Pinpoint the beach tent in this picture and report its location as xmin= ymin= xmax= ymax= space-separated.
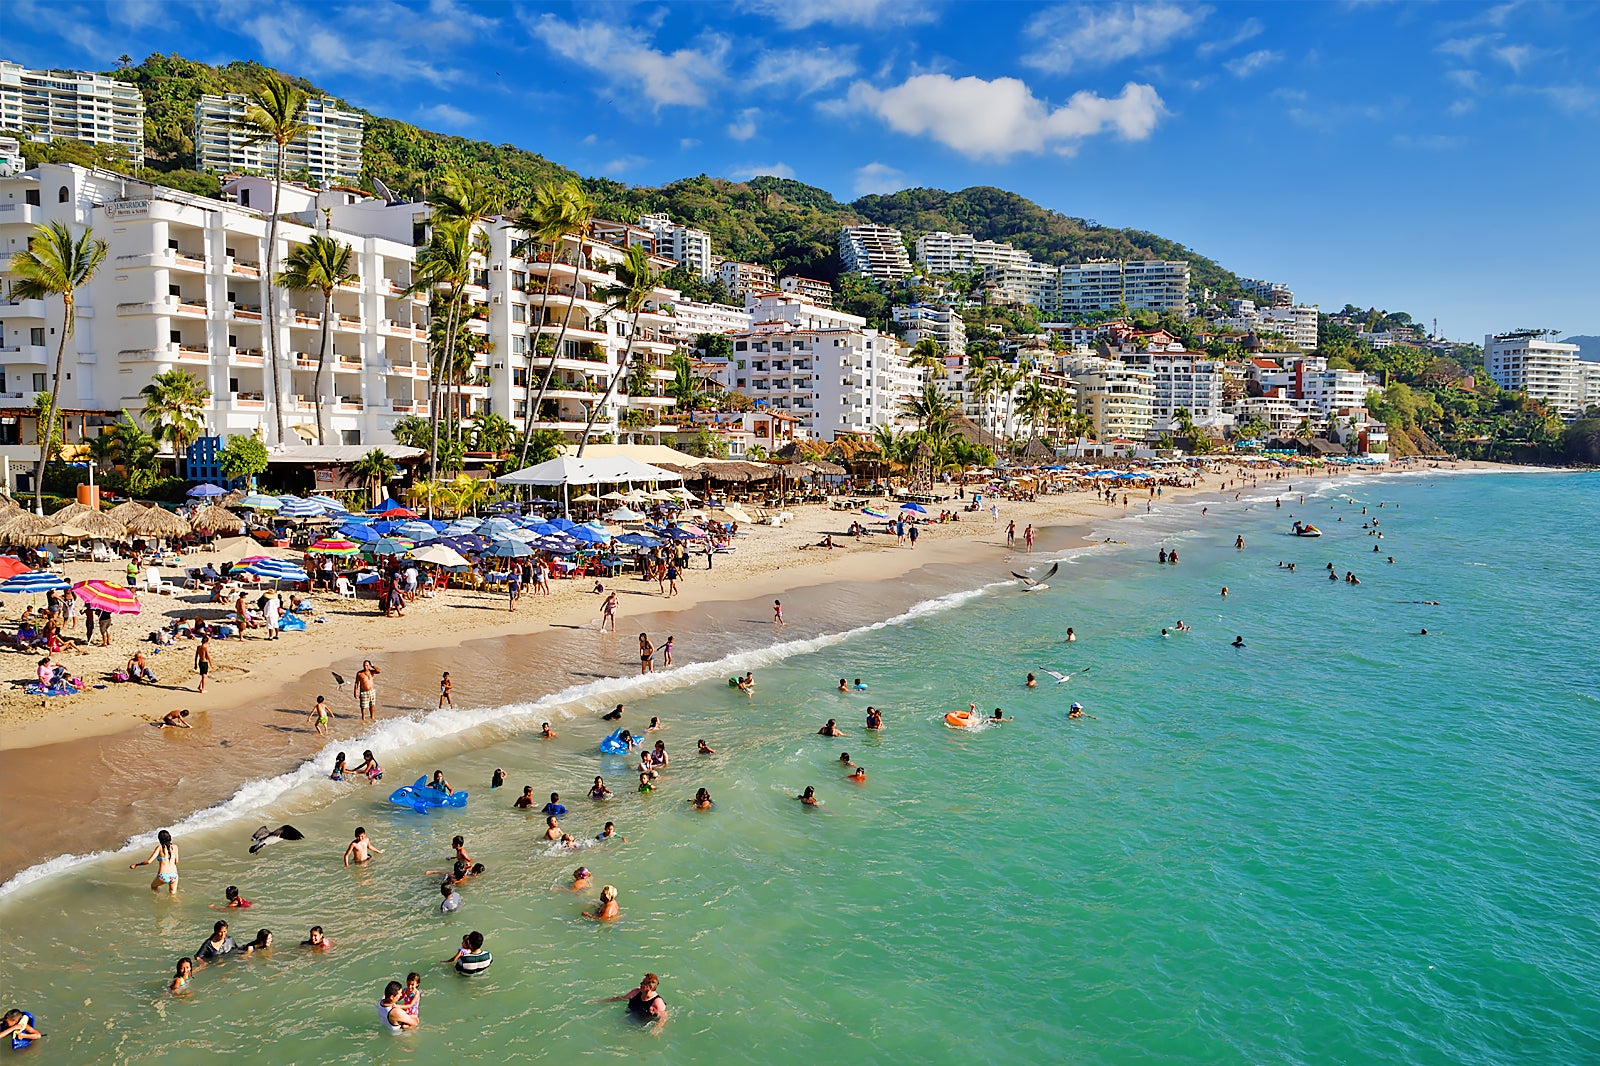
xmin=495 ymin=455 xmax=683 ymax=488
xmin=366 ymin=497 xmax=405 ymax=514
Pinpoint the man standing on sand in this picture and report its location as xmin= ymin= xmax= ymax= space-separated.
xmin=354 ymin=660 xmax=382 ymax=721
xmin=1006 ymin=520 xmax=1016 ymax=548
xmin=194 ymin=634 xmax=212 ymax=693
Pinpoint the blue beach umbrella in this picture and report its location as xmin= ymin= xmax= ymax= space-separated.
xmin=478 ymin=517 xmax=518 ymax=537
xmin=616 ymin=532 xmax=660 ymax=547
xmin=186 ymin=483 xmax=228 ymax=498
xmin=366 ymin=497 xmax=404 ymax=514
xmin=337 ymin=523 xmax=379 ymax=543
xmin=546 ymin=517 xmax=577 ymax=532
xmin=567 ymin=525 xmax=612 ymax=544
xmin=243 ymin=559 xmax=309 ymax=584
xmin=396 ymin=521 xmax=440 ymax=542
xmin=523 ymin=521 xmax=560 ymax=536
xmin=370 ymin=538 xmax=414 ymax=556
xmin=485 ymin=538 xmax=534 ymax=559
xmin=276 ymin=497 xmax=326 ymax=519
xmin=900 ymin=502 xmax=929 ymax=514
xmin=0 ymin=571 xmax=72 ymax=595
xmin=238 ymin=494 xmax=281 ymax=510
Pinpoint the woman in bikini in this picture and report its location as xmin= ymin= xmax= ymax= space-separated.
xmin=131 ymin=829 xmax=179 ymax=893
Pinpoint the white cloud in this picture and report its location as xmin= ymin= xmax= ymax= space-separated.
xmin=417 ymin=103 xmax=475 ymax=129
xmin=747 ymin=47 xmax=859 ymax=95
xmin=738 ymin=0 xmax=938 ymax=30
xmin=1196 ymin=16 xmax=1262 ymax=57
xmin=852 ymin=162 xmax=910 ymax=197
xmin=729 ymin=163 xmax=796 ymax=181
xmin=1437 ymin=34 xmax=1493 ymax=60
xmin=679 ymin=138 xmax=701 ymax=150
xmin=1448 ymin=98 xmax=1476 ymax=116
xmin=1393 ymin=133 xmax=1464 ymax=150
xmin=1491 ymin=43 xmax=1535 ymax=74
xmin=525 ymin=14 xmax=728 ymax=108
xmin=1023 ymin=2 xmax=1209 ymax=73
xmin=236 ymin=3 xmax=452 ymax=86
xmin=1519 ymin=84 xmax=1598 ymax=113
xmin=845 ymin=74 xmax=1165 ymax=160
xmin=727 ymin=108 xmax=761 ymax=141
xmin=1225 ymin=49 xmax=1282 ymax=77
xmin=1445 ymin=69 xmax=1482 ymax=91
xmin=599 ymin=155 xmax=648 ymax=176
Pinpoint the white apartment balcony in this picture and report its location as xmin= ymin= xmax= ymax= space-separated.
xmin=118 ymin=342 xmax=210 ymax=365
xmin=530 ymin=323 xmax=608 ymax=346
xmin=0 ymin=389 xmax=46 ymax=405
xmin=228 ymin=302 xmax=262 ymax=321
xmin=116 ymin=296 xmax=208 ymax=318
xmin=229 ymin=347 xmax=264 ymax=366
xmin=0 ymin=343 xmax=50 ymax=365
xmin=331 ymin=314 xmax=366 ymax=333
xmin=225 ymin=257 xmax=261 ymax=278
xmin=0 ymin=297 xmax=47 ymax=319
xmin=379 ymin=319 xmax=427 ymax=340
xmin=114 ymin=248 xmax=208 ymax=272
xmin=289 ymin=310 xmax=323 ymax=329
xmin=0 ymin=202 xmax=43 ymax=226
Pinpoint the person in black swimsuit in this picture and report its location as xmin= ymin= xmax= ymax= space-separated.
xmin=600 ymin=972 xmax=667 ymax=1033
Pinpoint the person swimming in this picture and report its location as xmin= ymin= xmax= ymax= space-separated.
xmin=798 ymin=786 xmax=819 ymax=806
xmin=817 ymin=719 xmax=848 ymax=737
xmin=1026 ymin=673 xmax=1037 ymax=687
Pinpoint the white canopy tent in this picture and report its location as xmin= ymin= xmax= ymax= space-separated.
xmin=495 ymin=455 xmax=684 ymax=516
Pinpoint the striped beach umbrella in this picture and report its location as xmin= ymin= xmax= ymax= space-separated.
xmin=238 ymin=494 xmax=282 ymax=510
xmin=70 ymin=580 xmax=142 ymax=614
xmin=478 ymin=517 xmax=518 ymax=537
xmin=484 ymin=538 xmax=533 ymax=559
xmin=370 ymin=537 xmax=415 ymax=556
xmin=277 ymin=498 xmax=326 ymax=519
xmin=860 ymin=507 xmax=889 ymax=519
xmin=307 ymin=495 xmax=350 ymax=514
xmin=0 ymin=571 xmax=71 ymax=594
xmin=395 ymin=521 xmax=440 ymax=542
xmin=307 ymin=538 xmax=362 ymax=556
xmin=243 ymin=559 xmax=310 ymax=584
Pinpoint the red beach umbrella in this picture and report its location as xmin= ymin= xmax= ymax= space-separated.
xmin=70 ymin=580 xmax=143 ymax=614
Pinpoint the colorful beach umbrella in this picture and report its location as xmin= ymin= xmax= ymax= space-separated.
xmin=243 ymin=559 xmax=309 ymax=584
xmin=395 ymin=521 xmax=440 ymax=542
xmin=0 ymin=571 xmax=71 ymax=594
xmin=0 ymin=557 xmax=31 ymax=581
xmin=861 ymin=507 xmax=889 ymax=519
xmin=186 ymin=483 xmax=228 ymax=498
xmin=70 ymin=580 xmax=141 ymax=614
xmin=276 ymin=498 xmax=327 ymax=519
xmin=370 ymin=538 xmax=414 ymax=556
xmin=373 ymin=506 xmax=419 ymax=519
xmin=307 ymin=538 xmax=362 ymax=556
xmin=237 ymin=494 xmax=281 ymax=510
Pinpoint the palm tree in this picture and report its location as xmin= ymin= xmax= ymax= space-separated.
xmin=10 ymin=220 xmax=108 ymax=512
xmin=411 ymin=217 xmax=475 ymax=505
xmin=350 ymin=448 xmax=396 ymax=509
xmin=907 ymin=337 xmax=945 ymax=379
xmin=999 ymin=362 xmax=1028 ymax=450
xmin=1017 ymin=381 xmax=1050 ymax=445
xmin=969 ymin=360 xmax=1004 ymax=441
xmin=423 ymin=171 xmax=497 ymax=462
xmin=470 ymin=413 xmax=516 ymax=457
xmin=232 ymin=75 xmax=309 ymax=445
xmin=668 ymin=348 xmax=701 ymax=411
xmin=519 ymin=179 xmax=595 ymax=464
xmin=897 ymin=381 xmax=955 ymax=434
xmin=139 ymin=368 xmax=210 ymax=476
xmin=276 ymin=235 xmax=354 ymax=445
xmin=578 ymin=244 xmax=658 ymax=456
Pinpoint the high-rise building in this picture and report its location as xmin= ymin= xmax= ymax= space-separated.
xmin=838 ymin=224 xmax=912 ymax=284
xmin=715 ymin=294 xmax=916 ymax=440
xmin=778 ymin=275 xmax=833 ymax=308
xmin=638 ymin=213 xmax=713 ymax=281
xmin=1051 ymin=259 xmax=1190 ymax=316
xmin=892 ymin=304 xmax=967 ymax=357
xmin=914 ymin=231 xmax=1033 ymax=275
xmin=1122 ymin=349 xmax=1228 ymax=429
xmin=1059 ymin=353 xmax=1155 ymax=441
xmin=983 ymin=261 xmax=1058 ymax=309
xmin=0 ymin=164 xmax=429 ymax=480
xmin=194 ymin=94 xmax=365 ymax=184
xmin=1243 ymin=278 xmax=1294 ymax=307
xmin=718 ymin=260 xmax=775 ymax=299
xmin=0 ymin=61 xmax=145 ymax=166
xmin=1483 ymin=332 xmax=1586 ymax=416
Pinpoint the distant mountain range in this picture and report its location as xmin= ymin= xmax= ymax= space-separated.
xmin=1561 ymin=336 xmax=1599 ymax=360
xmin=66 ymin=53 xmax=1246 ymax=295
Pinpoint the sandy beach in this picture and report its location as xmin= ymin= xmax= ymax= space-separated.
xmin=0 ymin=459 xmax=1497 ymax=882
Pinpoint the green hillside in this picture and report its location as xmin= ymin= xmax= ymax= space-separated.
xmin=69 ymin=54 xmax=1244 ymax=294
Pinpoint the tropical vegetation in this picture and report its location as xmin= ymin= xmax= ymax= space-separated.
xmin=277 ymin=235 xmax=356 ymax=444
xmin=138 ymin=368 xmax=210 ymax=475
xmin=9 ymin=219 xmax=108 ymax=512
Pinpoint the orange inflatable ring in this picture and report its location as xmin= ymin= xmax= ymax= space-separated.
xmin=944 ymin=710 xmax=977 ymax=728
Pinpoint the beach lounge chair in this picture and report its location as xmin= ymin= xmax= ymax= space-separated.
xmin=144 ymin=567 xmax=179 ymax=595
xmin=335 ymin=576 xmax=357 ymax=602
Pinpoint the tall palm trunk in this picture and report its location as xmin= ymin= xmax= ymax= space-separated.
xmin=32 ymin=294 xmax=71 ymax=513
xmin=264 ymin=142 xmax=286 ymax=444
xmin=517 ymin=237 xmax=559 ymax=464
xmin=426 ymin=286 xmax=464 ymax=517
xmin=576 ymin=310 xmax=639 ymax=457
xmin=522 ymin=244 xmax=585 ymax=463
xmin=313 ymin=286 xmax=331 ymax=445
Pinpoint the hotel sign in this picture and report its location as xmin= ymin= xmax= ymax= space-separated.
xmin=104 ymin=199 xmax=150 ymax=219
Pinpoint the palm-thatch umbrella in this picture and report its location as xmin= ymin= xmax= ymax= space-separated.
xmin=39 ymin=508 xmax=127 ymax=541
xmin=190 ymin=504 xmax=245 ymax=534
xmin=125 ymin=507 xmax=193 ymax=539
xmin=106 ymin=500 xmax=149 ymax=524
xmin=0 ymin=495 xmax=24 ymax=520
xmin=0 ymin=511 xmax=53 ymax=546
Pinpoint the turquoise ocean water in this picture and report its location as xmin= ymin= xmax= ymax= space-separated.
xmin=0 ymin=470 xmax=1596 ymax=1064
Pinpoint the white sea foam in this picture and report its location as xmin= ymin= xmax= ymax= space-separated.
xmin=0 ymin=582 xmax=1000 ymax=899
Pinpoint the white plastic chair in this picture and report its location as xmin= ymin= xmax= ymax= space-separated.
xmin=335 ymin=576 xmax=356 ymax=601
xmin=144 ymin=566 xmax=177 ymax=595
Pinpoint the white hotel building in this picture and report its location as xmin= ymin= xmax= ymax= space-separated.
xmin=0 ymin=61 xmax=146 ymax=167
xmin=839 ymin=224 xmax=913 ymax=284
xmin=1483 ymin=332 xmax=1586 ymax=417
xmin=638 ymin=213 xmax=713 ymax=281
xmin=1057 ymin=353 xmax=1155 ymax=441
xmin=0 ymin=164 xmax=429 ymax=482
xmin=1122 ymin=347 xmax=1229 ymax=430
xmin=194 ymin=94 xmax=365 ymax=185
xmin=892 ymin=303 xmax=967 ymax=357
xmin=714 ymin=294 xmax=918 ymax=440
xmin=914 ymin=231 xmax=1033 ymax=275
xmin=1051 ymin=259 xmax=1190 ymax=316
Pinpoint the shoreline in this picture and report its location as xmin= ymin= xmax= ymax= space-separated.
xmin=0 ymin=459 xmax=1521 ymax=887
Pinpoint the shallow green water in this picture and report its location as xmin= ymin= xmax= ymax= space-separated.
xmin=1 ymin=470 xmax=1597 ymax=1064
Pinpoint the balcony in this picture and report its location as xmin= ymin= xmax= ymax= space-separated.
xmin=0 ymin=343 xmax=50 ymax=365
xmin=226 ymin=257 xmax=261 ymax=278
xmin=290 ymin=311 xmax=323 ymax=329
xmin=229 ymin=302 xmax=262 ymax=321
xmin=0 ymin=297 xmax=47 ymax=318
xmin=118 ymin=342 xmax=211 ymax=365
xmin=0 ymin=203 xmax=43 ymax=226
xmin=230 ymin=347 xmax=264 ymax=366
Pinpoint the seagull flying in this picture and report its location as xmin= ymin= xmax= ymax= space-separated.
xmin=1011 ymin=562 xmax=1059 ymax=588
xmin=249 ymin=824 xmax=306 ymax=855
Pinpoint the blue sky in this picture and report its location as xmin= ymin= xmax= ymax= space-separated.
xmin=8 ymin=0 xmax=1598 ymax=341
